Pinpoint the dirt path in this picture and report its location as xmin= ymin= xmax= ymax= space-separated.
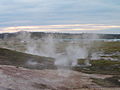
xmin=0 ymin=65 xmax=114 ymax=90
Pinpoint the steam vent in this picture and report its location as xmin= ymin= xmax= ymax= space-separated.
xmin=0 ymin=0 xmax=120 ymax=89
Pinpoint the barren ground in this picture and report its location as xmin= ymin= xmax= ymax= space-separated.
xmin=0 ymin=65 xmax=109 ymax=90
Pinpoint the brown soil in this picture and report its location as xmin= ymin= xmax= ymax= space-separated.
xmin=0 ymin=65 xmax=103 ymax=90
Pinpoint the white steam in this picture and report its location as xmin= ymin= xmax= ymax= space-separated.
xmin=55 ymin=44 xmax=88 ymax=68
xmin=16 ymin=32 xmax=99 ymax=68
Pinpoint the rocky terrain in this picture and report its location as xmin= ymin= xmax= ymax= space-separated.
xmin=0 ymin=65 xmax=107 ymax=90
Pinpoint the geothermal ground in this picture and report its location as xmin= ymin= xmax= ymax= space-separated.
xmin=0 ymin=33 xmax=120 ymax=90
xmin=0 ymin=65 xmax=101 ymax=90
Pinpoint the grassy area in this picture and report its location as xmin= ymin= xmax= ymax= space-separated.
xmin=98 ymin=41 xmax=120 ymax=54
xmin=74 ymin=59 xmax=120 ymax=75
xmin=73 ymin=41 xmax=120 ymax=75
xmin=92 ymin=76 xmax=120 ymax=87
xmin=0 ymin=48 xmax=56 ymax=69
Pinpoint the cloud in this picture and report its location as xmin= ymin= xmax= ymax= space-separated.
xmin=0 ymin=24 xmax=120 ymax=33
xmin=0 ymin=0 xmax=120 ymax=27
xmin=0 ymin=20 xmax=32 ymax=25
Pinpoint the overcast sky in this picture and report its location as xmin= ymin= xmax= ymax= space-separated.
xmin=0 ymin=0 xmax=120 ymax=33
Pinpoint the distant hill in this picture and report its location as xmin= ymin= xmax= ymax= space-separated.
xmin=0 ymin=32 xmax=120 ymax=39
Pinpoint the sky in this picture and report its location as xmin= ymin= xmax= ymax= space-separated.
xmin=0 ymin=0 xmax=120 ymax=33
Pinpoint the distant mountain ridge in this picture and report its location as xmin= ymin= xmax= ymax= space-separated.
xmin=0 ymin=32 xmax=120 ymax=39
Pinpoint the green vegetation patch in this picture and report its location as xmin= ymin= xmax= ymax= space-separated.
xmin=74 ymin=59 xmax=120 ymax=75
xmin=92 ymin=76 xmax=120 ymax=87
xmin=0 ymin=48 xmax=56 ymax=69
xmin=99 ymin=41 xmax=120 ymax=54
